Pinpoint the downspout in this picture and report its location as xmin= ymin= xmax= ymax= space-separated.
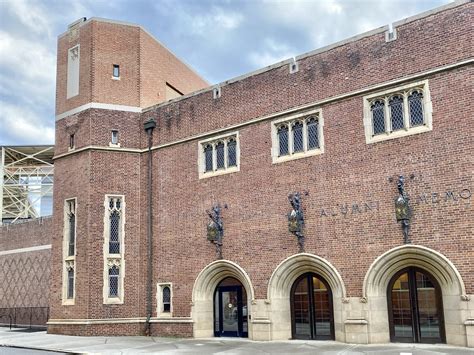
xmin=144 ymin=118 xmax=156 ymax=335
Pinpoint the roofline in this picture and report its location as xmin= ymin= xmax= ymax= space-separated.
xmin=143 ymin=0 xmax=470 ymax=113
xmin=58 ymin=17 xmax=210 ymax=86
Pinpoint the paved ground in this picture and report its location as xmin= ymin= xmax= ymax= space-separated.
xmin=0 ymin=328 xmax=472 ymax=354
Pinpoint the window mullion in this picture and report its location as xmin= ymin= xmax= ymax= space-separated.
xmin=403 ymin=92 xmax=410 ymax=130
xmin=303 ymin=120 xmax=308 ymax=152
xmin=224 ymin=140 xmax=228 ymax=168
xmin=384 ymin=97 xmax=391 ymax=133
xmin=288 ymin=122 xmax=294 ymax=155
xmin=212 ymin=143 xmax=217 ymax=171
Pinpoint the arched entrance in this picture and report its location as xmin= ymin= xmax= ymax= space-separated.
xmin=267 ymin=253 xmax=346 ymax=341
xmin=214 ymin=277 xmax=248 ymax=337
xmin=363 ymin=245 xmax=468 ymax=346
xmin=192 ymin=259 xmax=254 ymax=339
xmin=291 ymin=272 xmax=334 ymax=340
xmin=388 ymin=267 xmax=445 ymax=344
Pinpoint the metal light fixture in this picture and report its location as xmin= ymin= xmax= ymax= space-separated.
xmin=207 ymin=204 xmax=224 ymax=259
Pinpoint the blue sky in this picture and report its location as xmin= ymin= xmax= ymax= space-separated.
xmin=0 ymin=0 xmax=450 ymax=146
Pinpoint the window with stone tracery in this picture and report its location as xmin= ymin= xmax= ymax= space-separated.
xmin=272 ymin=108 xmax=324 ymax=163
xmin=364 ymin=80 xmax=432 ymax=143
xmin=199 ymin=132 xmax=240 ymax=178
xmin=62 ymin=198 xmax=77 ymax=304
xmin=103 ymin=195 xmax=125 ymax=303
xmin=157 ymin=283 xmax=173 ymax=317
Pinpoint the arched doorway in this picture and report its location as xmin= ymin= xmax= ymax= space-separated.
xmin=388 ymin=267 xmax=445 ymax=344
xmin=290 ymin=272 xmax=334 ymax=340
xmin=214 ymin=277 xmax=248 ymax=337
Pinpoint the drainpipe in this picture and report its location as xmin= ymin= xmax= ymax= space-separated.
xmin=144 ymin=118 xmax=156 ymax=335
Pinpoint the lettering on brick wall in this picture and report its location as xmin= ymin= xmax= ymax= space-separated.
xmin=320 ymin=201 xmax=379 ymax=218
xmin=415 ymin=188 xmax=471 ymax=205
xmin=319 ymin=188 xmax=471 ymax=219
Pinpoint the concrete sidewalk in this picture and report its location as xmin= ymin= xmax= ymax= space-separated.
xmin=0 ymin=328 xmax=472 ymax=354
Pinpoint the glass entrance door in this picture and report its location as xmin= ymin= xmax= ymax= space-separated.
xmin=291 ymin=273 xmax=334 ymax=340
xmin=388 ymin=267 xmax=445 ymax=343
xmin=214 ymin=278 xmax=248 ymax=337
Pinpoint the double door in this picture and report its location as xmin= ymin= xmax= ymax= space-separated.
xmin=388 ymin=267 xmax=445 ymax=343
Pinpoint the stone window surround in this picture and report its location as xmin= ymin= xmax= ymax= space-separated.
xmin=102 ymin=194 xmax=126 ymax=305
xmin=156 ymin=283 xmax=173 ymax=318
xmin=271 ymin=108 xmax=325 ymax=164
xmin=363 ymin=79 xmax=433 ymax=144
xmin=66 ymin=44 xmax=80 ymax=99
xmin=198 ymin=131 xmax=240 ymax=179
xmin=109 ymin=129 xmax=120 ymax=147
xmin=62 ymin=197 xmax=77 ymax=305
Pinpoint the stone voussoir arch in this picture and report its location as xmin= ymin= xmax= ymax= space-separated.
xmin=363 ymin=244 xmax=466 ymax=299
xmin=267 ymin=253 xmax=347 ymax=341
xmin=191 ymin=259 xmax=255 ymax=338
xmin=362 ymin=244 xmax=468 ymax=346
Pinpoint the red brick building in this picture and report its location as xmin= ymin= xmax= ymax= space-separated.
xmin=46 ymin=1 xmax=473 ymax=347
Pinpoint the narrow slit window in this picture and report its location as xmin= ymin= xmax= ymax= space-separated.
xmin=278 ymin=125 xmax=289 ymax=156
xmin=163 ymin=286 xmax=171 ymax=312
xmin=216 ymin=141 xmax=225 ymax=169
xmin=113 ymin=64 xmax=120 ymax=78
xmin=292 ymin=121 xmax=304 ymax=153
xmin=227 ymin=139 xmax=237 ymax=167
xmin=204 ymin=144 xmax=213 ymax=172
xmin=109 ymin=266 xmax=119 ymax=297
xmin=111 ymin=130 xmax=119 ymax=145
xmin=408 ymin=90 xmax=424 ymax=127
xmin=389 ymin=95 xmax=404 ymax=131
xmin=67 ymin=268 xmax=74 ymax=299
xmin=307 ymin=117 xmax=319 ymax=150
xmin=69 ymin=134 xmax=75 ymax=149
xmin=371 ymin=100 xmax=386 ymax=135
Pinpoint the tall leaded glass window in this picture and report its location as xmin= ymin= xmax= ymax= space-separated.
xmin=278 ymin=124 xmax=289 ymax=156
xmin=204 ymin=144 xmax=213 ymax=172
xmin=292 ymin=121 xmax=304 ymax=153
xmin=389 ymin=95 xmax=404 ymax=131
xmin=67 ymin=200 xmax=76 ymax=256
xmin=371 ymin=100 xmax=385 ymax=135
xmin=67 ymin=268 xmax=74 ymax=299
xmin=163 ymin=286 xmax=171 ymax=312
xmin=109 ymin=210 xmax=120 ymax=254
xmin=200 ymin=134 xmax=239 ymax=176
xmin=216 ymin=141 xmax=225 ymax=169
xmin=109 ymin=266 xmax=119 ymax=297
xmin=307 ymin=117 xmax=319 ymax=150
xmin=227 ymin=139 xmax=237 ymax=167
xmin=408 ymin=90 xmax=424 ymax=127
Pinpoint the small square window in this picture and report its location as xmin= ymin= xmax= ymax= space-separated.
xmin=111 ymin=130 xmax=119 ymax=145
xmin=113 ymin=64 xmax=120 ymax=78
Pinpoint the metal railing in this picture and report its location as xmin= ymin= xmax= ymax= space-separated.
xmin=0 ymin=307 xmax=49 ymax=330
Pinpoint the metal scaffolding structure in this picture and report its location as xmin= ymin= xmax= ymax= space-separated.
xmin=0 ymin=146 xmax=54 ymax=225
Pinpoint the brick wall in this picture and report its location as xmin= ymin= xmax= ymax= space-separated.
xmin=49 ymin=2 xmax=473 ymax=337
xmin=56 ymin=19 xmax=208 ymax=116
xmin=0 ymin=218 xmax=52 ymax=326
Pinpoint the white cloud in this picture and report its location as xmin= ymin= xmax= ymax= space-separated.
xmin=0 ymin=102 xmax=54 ymax=144
xmin=248 ymin=38 xmax=296 ymax=68
xmin=0 ymin=31 xmax=56 ymax=109
xmin=191 ymin=9 xmax=243 ymax=34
